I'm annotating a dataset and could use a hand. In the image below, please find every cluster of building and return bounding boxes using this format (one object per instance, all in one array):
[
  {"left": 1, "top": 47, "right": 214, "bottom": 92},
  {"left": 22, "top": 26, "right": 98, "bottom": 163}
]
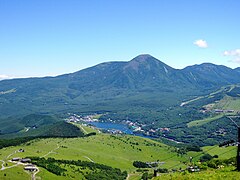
[
  {"left": 9, "top": 148, "right": 38, "bottom": 172},
  {"left": 66, "top": 113, "right": 173, "bottom": 139},
  {"left": 11, "top": 157, "right": 38, "bottom": 171},
  {"left": 12, "top": 157, "right": 31, "bottom": 163},
  {"left": 200, "top": 108, "right": 234, "bottom": 114},
  {"left": 104, "top": 129, "right": 123, "bottom": 134},
  {"left": 213, "top": 128, "right": 227, "bottom": 136},
  {"left": 187, "top": 166, "right": 200, "bottom": 172},
  {"left": 213, "top": 109, "right": 234, "bottom": 113},
  {"left": 24, "top": 164, "right": 38, "bottom": 171},
  {"left": 123, "top": 120, "right": 170, "bottom": 137},
  {"left": 124, "top": 120, "right": 145, "bottom": 132},
  {"left": 66, "top": 113, "right": 99, "bottom": 123}
]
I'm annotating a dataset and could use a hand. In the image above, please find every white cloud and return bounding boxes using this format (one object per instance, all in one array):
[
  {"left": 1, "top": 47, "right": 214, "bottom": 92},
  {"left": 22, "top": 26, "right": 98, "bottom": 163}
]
[
  {"left": 0, "top": 74, "right": 45, "bottom": 80},
  {"left": 0, "top": 75, "right": 9, "bottom": 80},
  {"left": 194, "top": 39, "right": 208, "bottom": 48},
  {"left": 223, "top": 49, "right": 240, "bottom": 56},
  {"left": 223, "top": 49, "right": 240, "bottom": 64},
  {"left": 0, "top": 75, "right": 20, "bottom": 80}
]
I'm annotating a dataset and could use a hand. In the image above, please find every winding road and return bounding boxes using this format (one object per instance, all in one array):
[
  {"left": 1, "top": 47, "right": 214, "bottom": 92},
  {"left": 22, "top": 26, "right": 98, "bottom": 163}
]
[{"left": 0, "top": 150, "right": 18, "bottom": 170}]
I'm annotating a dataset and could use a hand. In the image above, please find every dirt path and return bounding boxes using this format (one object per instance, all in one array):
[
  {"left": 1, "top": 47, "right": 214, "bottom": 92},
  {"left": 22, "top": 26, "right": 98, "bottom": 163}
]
[
  {"left": 180, "top": 96, "right": 204, "bottom": 106},
  {"left": 31, "top": 167, "right": 39, "bottom": 180},
  {"left": 0, "top": 150, "right": 19, "bottom": 170},
  {"left": 0, "top": 160, "right": 5, "bottom": 170},
  {"left": 83, "top": 156, "right": 94, "bottom": 163},
  {"left": 126, "top": 173, "right": 136, "bottom": 180},
  {"left": 1, "top": 163, "right": 19, "bottom": 170},
  {"left": 0, "top": 149, "right": 39, "bottom": 180},
  {"left": 6, "top": 150, "right": 18, "bottom": 159},
  {"left": 41, "top": 144, "right": 60, "bottom": 158},
  {"left": 0, "top": 144, "right": 60, "bottom": 179},
  {"left": 77, "top": 123, "right": 88, "bottom": 134}
]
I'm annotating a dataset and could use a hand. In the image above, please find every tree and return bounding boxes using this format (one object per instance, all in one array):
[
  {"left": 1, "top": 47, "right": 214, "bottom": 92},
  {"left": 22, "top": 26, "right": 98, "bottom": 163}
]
[
  {"left": 200, "top": 153, "right": 213, "bottom": 162},
  {"left": 142, "top": 172, "right": 148, "bottom": 180}
]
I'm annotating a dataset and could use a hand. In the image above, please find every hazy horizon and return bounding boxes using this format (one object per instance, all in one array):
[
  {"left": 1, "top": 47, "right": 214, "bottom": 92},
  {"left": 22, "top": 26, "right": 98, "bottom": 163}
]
[
  {"left": 1, "top": 0, "right": 240, "bottom": 79},
  {"left": 1, "top": 53, "right": 240, "bottom": 80}
]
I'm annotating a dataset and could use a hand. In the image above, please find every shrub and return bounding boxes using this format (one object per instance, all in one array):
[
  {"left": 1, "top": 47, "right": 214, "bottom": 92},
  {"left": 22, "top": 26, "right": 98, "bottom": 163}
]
[
  {"left": 200, "top": 153, "right": 213, "bottom": 162},
  {"left": 133, "top": 161, "right": 149, "bottom": 168}
]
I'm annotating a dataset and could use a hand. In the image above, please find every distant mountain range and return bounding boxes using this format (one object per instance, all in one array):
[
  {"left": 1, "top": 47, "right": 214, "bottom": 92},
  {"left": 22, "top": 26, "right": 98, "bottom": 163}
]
[
  {"left": 61, "top": 54, "right": 240, "bottom": 90},
  {"left": 0, "top": 54, "right": 240, "bottom": 118}
]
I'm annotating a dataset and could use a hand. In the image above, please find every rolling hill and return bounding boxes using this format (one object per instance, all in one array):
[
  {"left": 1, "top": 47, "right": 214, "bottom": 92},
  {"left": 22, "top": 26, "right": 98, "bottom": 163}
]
[{"left": 0, "top": 130, "right": 237, "bottom": 180}]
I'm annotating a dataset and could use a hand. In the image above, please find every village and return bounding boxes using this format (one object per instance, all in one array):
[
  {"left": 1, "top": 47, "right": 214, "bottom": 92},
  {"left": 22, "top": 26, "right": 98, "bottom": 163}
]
[{"left": 65, "top": 113, "right": 171, "bottom": 138}]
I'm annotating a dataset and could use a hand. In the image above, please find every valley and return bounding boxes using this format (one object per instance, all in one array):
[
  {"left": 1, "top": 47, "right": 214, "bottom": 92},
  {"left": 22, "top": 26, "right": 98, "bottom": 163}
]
[
  {"left": 0, "top": 55, "right": 240, "bottom": 179},
  {"left": 0, "top": 125, "right": 237, "bottom": 179},
  {"left": 1, "top": 56, "right": 240, "bottom": 147}
]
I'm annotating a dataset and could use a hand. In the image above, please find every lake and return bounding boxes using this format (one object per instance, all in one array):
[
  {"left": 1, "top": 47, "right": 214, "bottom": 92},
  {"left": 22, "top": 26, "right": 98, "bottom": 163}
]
[{"left": 88, "top": 121, "right": 155, "bottom": 139}]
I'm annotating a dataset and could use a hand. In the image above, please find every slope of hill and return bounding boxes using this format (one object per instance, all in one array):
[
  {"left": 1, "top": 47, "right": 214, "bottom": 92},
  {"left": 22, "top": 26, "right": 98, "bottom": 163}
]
[
  {"left": 0, "top": 114, "right": 59, "bottom": 135},
  {"left": 0, "top": 54, "right": 239, "bottom": 118},
  {"left": 0, "top": 54, "right": 240, "bottom": 141},
  {"left": 0, "top": 131, "right": 237, "bottom": 180},
  {"left": 154, "top": 167, "right": 239, "bottom": 180},
  {"left": 165, "top": 84, "right": 240, "bottom": 146},
  {"left": 0, "top": 114, "right": 84, "bottom": 139},
  {"left": 183, "top": 63, "right": 240, "bottom": 87}
]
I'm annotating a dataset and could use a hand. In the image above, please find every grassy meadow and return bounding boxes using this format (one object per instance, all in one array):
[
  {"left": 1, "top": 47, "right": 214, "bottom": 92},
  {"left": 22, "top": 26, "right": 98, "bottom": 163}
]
[
  {"left": 0, "top": 124, "right": 237, "bottom": 179},
  {"left": 153, "top": 167, "right": 239, "bottom": 180},
  {"left": 187, "top": 114, "right": 224, "bottom": 127}
]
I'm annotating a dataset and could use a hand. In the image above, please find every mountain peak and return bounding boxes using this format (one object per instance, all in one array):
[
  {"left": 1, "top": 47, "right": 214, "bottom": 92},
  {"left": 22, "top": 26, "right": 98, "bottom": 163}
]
[
  {"left": 123, "top": 54, "right": 174, "bottom": 75},
  {"left": 124, "top": 54, "right": 158, "bottom": 71},
  {"left": 130, "top": 54, "right": 159, "bottom": 63},
  {"left": 130, "top": 54, "right": 157, "bottom": 63}
]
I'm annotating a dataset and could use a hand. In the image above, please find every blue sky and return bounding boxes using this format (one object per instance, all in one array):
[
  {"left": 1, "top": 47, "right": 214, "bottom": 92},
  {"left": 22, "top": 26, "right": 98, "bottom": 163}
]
[{"left": 0, "top": 0, "right": 240, "bottom": 79}]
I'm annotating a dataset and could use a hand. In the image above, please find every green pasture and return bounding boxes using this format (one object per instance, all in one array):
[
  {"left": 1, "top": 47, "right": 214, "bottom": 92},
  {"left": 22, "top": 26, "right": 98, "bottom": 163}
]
[
  {"left": 154, "top": 167, "right": 239, "bottom": 180},
  {"left": 187, "top": 114, "right": 223, "bottom": 127},
  {"left": 0, "top": 131, "right": 237, "bottom": 179}
]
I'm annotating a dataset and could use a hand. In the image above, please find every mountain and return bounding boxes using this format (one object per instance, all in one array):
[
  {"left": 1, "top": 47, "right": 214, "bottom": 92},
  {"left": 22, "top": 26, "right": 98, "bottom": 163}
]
[
  {"left": 183, "top": 63, "right": 240, "bottom": 87},
  {"left": 66, "top": 54, "right": 186, "bottom": 91},
  {"left": 235, "top": 67, "right": 240, "bottom": 73},
  {"left": 0, "top": 54, "right": 240, "bottom": 119},
  {"left": 64, "top": 54, "right": 240, "bottom": 91},
  {"left": 0, "top": 55, "right": 240, "bottom": 117}
]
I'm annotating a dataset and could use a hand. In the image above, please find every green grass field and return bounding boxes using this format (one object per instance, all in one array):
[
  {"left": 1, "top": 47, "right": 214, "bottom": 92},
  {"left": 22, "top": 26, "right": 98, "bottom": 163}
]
[
  {"left": 71, "top": 122, "right": 99, "bottom": 134},
  {"left": 0, "top": 130, "right": 237, "bottom": 179},
  {"left": 0, "top": 165, "right": 29, "bottom": 180},
  {"left": 202, "top": 146, "right": 236, "bottom": 159},
  {"left": 154, "top": 167, "right": 239, "bottom": 180},
  {"left": 187, "top": 114, "right": 223, "bottom": 127},
  {"left": 187, "top": 94, "right": 240, "bottom": 128},
  {"left": 0, "top": 133, "right": 198, "bottom": 179},
  {"left": 216, "top": 96, "right": 240, "bottom": 111}
]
